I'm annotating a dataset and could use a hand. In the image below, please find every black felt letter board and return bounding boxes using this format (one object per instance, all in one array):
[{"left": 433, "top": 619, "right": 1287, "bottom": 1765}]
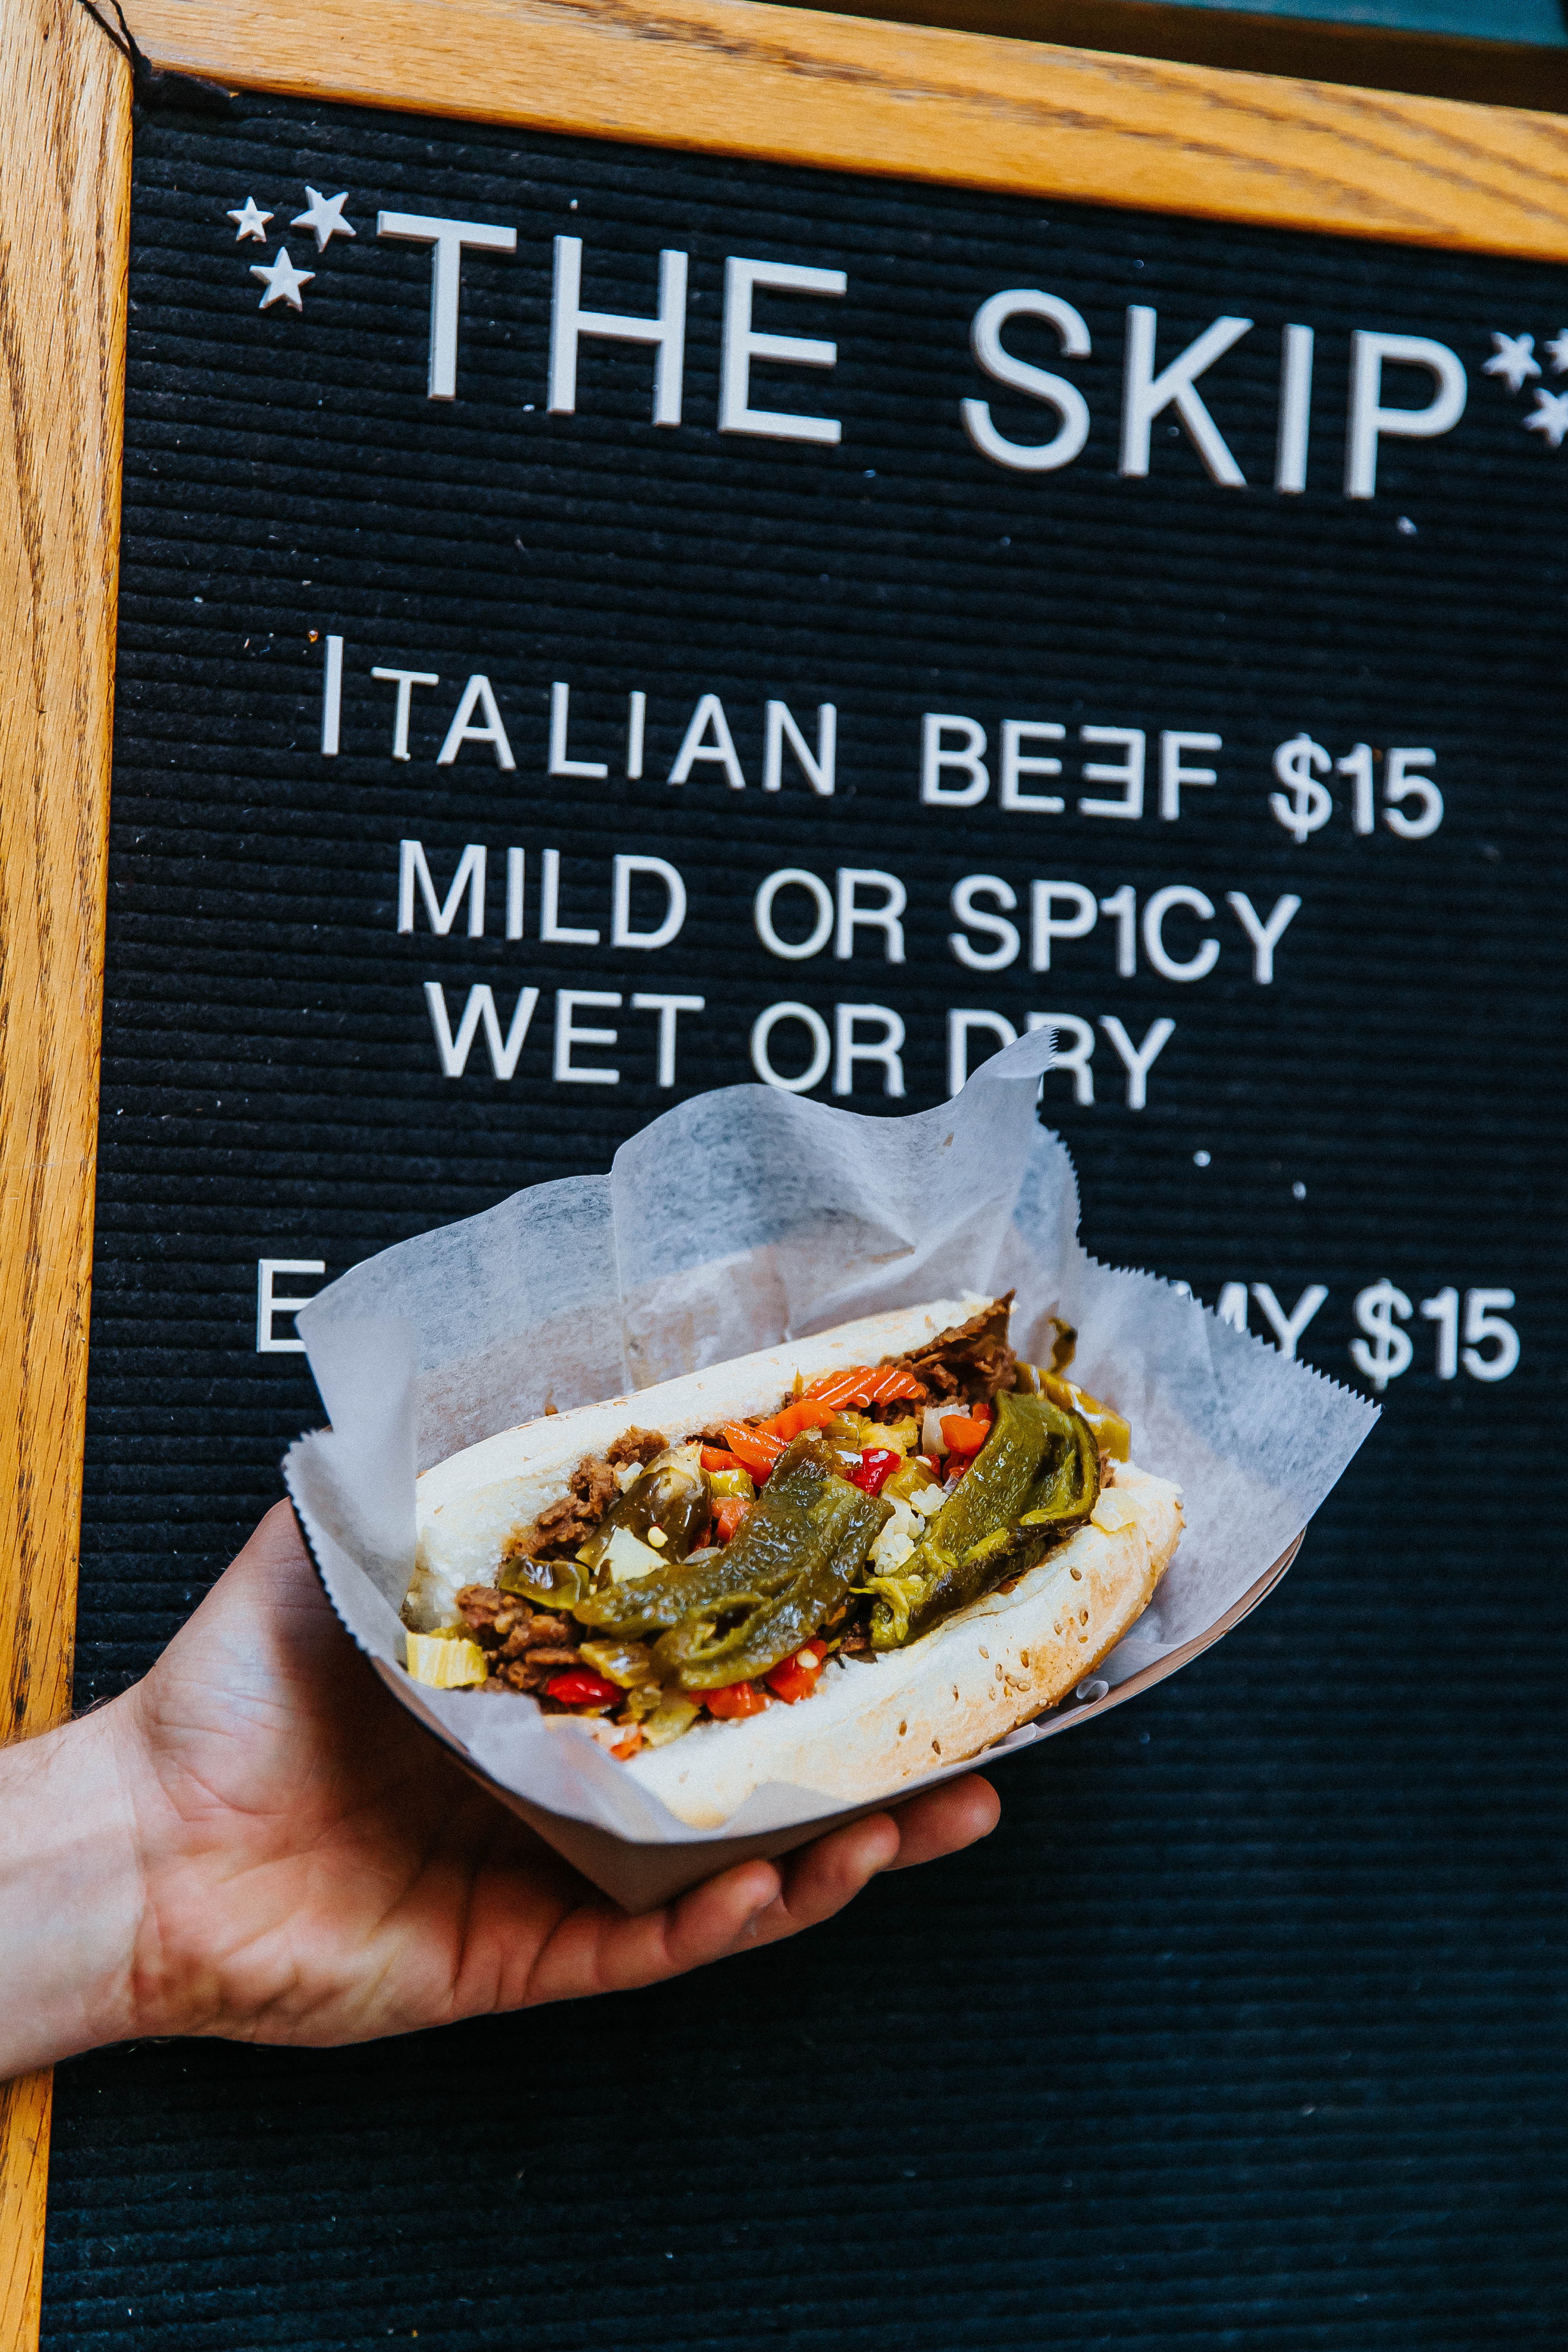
[{"left": 46, "top": 93, "right": 1567, "bottom": 2349}]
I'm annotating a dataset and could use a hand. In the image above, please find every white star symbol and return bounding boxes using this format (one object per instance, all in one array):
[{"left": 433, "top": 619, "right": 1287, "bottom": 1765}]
[
  {"left": 291, "top": 187, "right": 355, "bottom": 251},
  {"left": 1547, "top": 328, "right": 1568, "bottom": 375},
  {"left": 1483, "top": 330, "right": 1540, "bottom": 394},
  {"left": 226, "top": 196, "right": 271, "bottom": 243},
  {"left": 1524, "top": 387, "right": 1568, "bottom": 448},
  {"left": 250, "top": 245, "right": 315, "bottom": 311}
]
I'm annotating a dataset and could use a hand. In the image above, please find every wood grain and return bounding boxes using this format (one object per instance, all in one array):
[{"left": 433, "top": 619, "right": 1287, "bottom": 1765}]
[
  {"left": 129, "top": 0, "right": 1568, "bottom": 260},
  {"left": 0, "top": 2, "right": 131, "bottom": 2345}
]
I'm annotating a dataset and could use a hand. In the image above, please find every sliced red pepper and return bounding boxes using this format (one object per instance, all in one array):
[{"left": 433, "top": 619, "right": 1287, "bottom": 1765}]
[
  {"left": 766, "top": 1643, "right": 827, "bottom": 1703},
  {"left": 712, "top": 1496, "right": 751, "bottom": 1544},
  {"left": 851, "top": 1446, "right": 901, "bottom": 1497},
  {"left": 702, "top": 1679, "right": 771, "bottom": 1719},
  {"left": 545, "top": 1669, "right": 621, "bottom": 1709},
  {"left": 719, "top": 1421, "right": 786, "bottom": 1478}
]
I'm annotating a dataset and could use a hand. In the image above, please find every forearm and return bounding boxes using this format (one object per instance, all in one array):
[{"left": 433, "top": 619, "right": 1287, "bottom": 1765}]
[{"left": 0, "top": 1702, "right": 144, "bottom": 2079}]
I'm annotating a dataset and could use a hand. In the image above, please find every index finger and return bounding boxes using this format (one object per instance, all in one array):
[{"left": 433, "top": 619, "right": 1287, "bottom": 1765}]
[{"left": 725, "top": 1770, "right": 1001, "bottom": 1952}]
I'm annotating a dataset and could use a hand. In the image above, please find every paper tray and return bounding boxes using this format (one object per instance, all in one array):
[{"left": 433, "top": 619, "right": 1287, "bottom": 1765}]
[{"left": 346, "top": 1532, "right": 1303, "bottom": 1913}]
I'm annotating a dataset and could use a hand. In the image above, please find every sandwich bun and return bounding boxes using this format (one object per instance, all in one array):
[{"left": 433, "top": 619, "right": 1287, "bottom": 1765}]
[
  {"left": 406, "top": 1298, "right": 1183, "bottom": 1827},
  {"left": 622, "top": 1460, "right": 1180, "bottom": 1826}
]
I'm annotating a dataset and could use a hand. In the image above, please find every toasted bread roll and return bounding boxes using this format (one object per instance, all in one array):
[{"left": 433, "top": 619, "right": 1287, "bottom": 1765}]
[{"left": 619, "top": 1461, "right": 1181, "bottom": 1826}]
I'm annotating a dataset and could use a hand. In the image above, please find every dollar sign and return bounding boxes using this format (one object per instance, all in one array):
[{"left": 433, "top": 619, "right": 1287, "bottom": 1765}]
[
  {"left": 1269, "top": 734, "right": 1333, "bottom": 842},
  {"left": 1350, "top": 1279, "right": 1414, "bottom": 1391}
]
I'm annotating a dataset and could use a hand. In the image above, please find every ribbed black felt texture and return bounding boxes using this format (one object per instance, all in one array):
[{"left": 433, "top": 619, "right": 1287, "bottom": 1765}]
[{"left": 42, "top": 91, "right": 1567, "bottom": 2348}]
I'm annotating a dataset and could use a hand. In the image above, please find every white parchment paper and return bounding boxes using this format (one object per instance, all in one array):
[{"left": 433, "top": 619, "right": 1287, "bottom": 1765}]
[{"left": 285, "top": 1030, "right": 1377, "bottom": 1844}]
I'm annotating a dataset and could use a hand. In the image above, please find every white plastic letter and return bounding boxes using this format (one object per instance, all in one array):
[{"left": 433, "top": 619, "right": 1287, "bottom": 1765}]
[
  {"left": 755, "top": 869, "right": 834, "bottom": 961},
  {"left": 1142, "top": 886, "right": 1218, "bottom": 982},
  {"left": 539, "top": 847, "right": 600, "bottom": 946},
  {"left": 548, "top": 236, "right": 688, "bottom": 426},
  {"left": 751, "top": 1001, "right": 831, "bottom": 1092},
  {"left": 1000, "top": 721, "right": 1065, "bottom": 813},
  {"left": 321, "top": 635, "right": 343, "bottom": 755},
  {"left": 835, "top": 869, "right": 906, "bottom": 964},
  {"left": 668, "top": 694, "right": 745, "bottom": 789},
  {"left": 377, "top": 212, "right": 517, "bottom": 399},
  {"left": 554, "top": 989, "right": 621, "bottom": 1085},
  {"left": 1100, "top": 1014, "right": 1174, "bottom": 1109},
  {"left": 948, "top": 875, "right": 1020, "bottom": 972},
  {"left": 1225, "top": 890, "right": 1300, "bottom": 983},
  {"left": 720, "top": 258, "right": 845, "bottom": 445},
  {"left": 613, "top": 855, "right": 687, "bottom": 950},
  {"left": 436, "top": 676, "right": 515, "bottom": 769},
  {"left": 921, "top": 714, "right": 989, "bottom": 806},
  {"left": 425, "top": 982, "right": 539, "bottom": 1078},
  {"left": 833, "top": 1003, "right": 905, "bottom": 1098},
  {"left": 764, "top": 701, "right": 836, "bottom": 795},
  {"left": 372, "top": 666, "right": 439, "bottom": 760},
  {"left": 1276, "top": 324, "right": 1314, "bottom": 494},
  {"left": 1159, "top": 730, "right": 1221, "bottom": 820},
  {"left": 961, "top": 290, "right": 1091, "bottom": 473},
  {"left": 947, "top": 1008, "right": 1018, "bottom": 1097},
  {"left": 1030, "top": 1010, "right": 1095, "bottom": 1104},
  {"left": 549, "top": 681, "right": 609, "bottom": 780},
  {"left": 1079, "top": 726, "right": 1145, "bottom": 820},
  {"left": 1251, "top": 1282, "right": 1328, "bottom": 1359},
  {"left": 631, "top": 992, "right": 704, "bottom": 1086},
  {"left": 398, "top": 840, "right": 486, "bottom": 938},
  {"left": 1119, "top": 307, "right": 1252, "bottom": 485},
  {"left": 1029, "top": 880, "right": 1097, "bottom": 973},
  {"left": 1345, "top": 331, "right": 1466, "bottom": 500},
  {"left": 257, "top": 1259, "right": 324, "bottom": 1352}
]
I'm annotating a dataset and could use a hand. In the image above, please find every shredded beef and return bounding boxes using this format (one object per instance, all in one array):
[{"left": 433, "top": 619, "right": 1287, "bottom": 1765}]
[
  {"left": 606, "top": 1426, "right": 666, "bottom": 1468},
  {"left": 455, "top": 1583, "right": 506, "bottom": 1633},
  {"left": 454, "top": 1589, "right": 583, "bottom": 1673},
  {"left": 886, "top": 1292, "right": 1017, "bottom": 1401},
  {"left": 493, "top": 1659, "right": 549, "bottom": 1694}
]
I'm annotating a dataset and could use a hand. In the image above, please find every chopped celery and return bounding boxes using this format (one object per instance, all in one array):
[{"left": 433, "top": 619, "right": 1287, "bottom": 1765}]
[{"left": 405, "top": 1631, "right": 488, "bottom": 1689}]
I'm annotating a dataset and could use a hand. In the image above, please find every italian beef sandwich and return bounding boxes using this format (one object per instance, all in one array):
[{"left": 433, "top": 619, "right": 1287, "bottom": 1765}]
[{"left": 402, "top": 1295, "right": 1182, "bottom": 1827}]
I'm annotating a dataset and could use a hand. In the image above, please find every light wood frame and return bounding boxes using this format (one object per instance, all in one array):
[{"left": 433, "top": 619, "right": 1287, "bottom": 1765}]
[{"left": 4, "top": 0, "right": 1566, "bottom": 2339}]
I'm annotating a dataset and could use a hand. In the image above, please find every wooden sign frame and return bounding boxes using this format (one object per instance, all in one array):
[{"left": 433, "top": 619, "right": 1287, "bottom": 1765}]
[{"left": 4, "top": 0, "right": 1566, "bottom": 2336}]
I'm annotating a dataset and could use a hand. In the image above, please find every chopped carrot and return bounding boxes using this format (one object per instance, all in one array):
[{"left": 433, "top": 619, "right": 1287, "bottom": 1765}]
[
  {"left": 800, "top": 1363, "right": 927, "bottom": 1411},
  {"left": 940, "top": 1412, "right": 992, "bottom": 1453},
  {"left": 712, "top": 1496, "right": 751, "bottom": 1544},
  {"left": 719, "top": 1421, "right": 786, "bottom": 1477},
  {"left": 797, "top": 1367, "right": 866, "bottom": 1412},
  {"left": 762, "top": 1397, "right": 840, "bottom": 1441},
  {"left": 700, "top": 1446, "right": 743, "bottom": 1474}
]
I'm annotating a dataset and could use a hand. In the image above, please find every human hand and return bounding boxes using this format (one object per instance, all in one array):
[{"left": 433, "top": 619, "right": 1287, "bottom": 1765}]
[{"left": 0, "top": 1501, "right": 998, "bottom": 2074}]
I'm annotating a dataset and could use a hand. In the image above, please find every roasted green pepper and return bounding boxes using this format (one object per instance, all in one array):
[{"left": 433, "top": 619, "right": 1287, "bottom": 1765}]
[
  {"left": 1040, "top": 1371, "right": 1131, "bottom": 1463},
  {"left": 577, "top": 1441, "right": 711, "bottom": 1571},
  {"left": 570, "top": 1435, "right": 884, "bottom": 1679},
  {"left": 867, "top": 1389, "right": 1100, "bottom": 1650},
  {"left": 654, "top": 1476, "right": 889, "bottom": 1689},
  {"left": 497, "top": 1552, "right": 592, "bottom": 1608}
]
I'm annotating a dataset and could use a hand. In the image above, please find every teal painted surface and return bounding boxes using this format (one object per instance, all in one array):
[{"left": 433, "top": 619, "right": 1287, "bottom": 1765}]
[{"left": 1161, "top": 0, "right": 1566, "bottom": 43}]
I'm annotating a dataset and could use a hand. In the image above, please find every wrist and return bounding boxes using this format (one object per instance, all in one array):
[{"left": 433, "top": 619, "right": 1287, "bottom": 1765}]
[{"left": 0, "top": 1698, "right": 146, "bottom": 2076}]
